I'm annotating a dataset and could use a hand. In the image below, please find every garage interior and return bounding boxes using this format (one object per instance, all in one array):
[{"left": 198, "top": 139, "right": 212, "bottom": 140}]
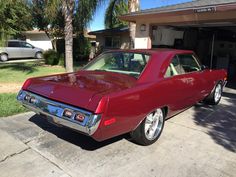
[{"left": 151, "top": 24, "right": 236, "bottom": 83}]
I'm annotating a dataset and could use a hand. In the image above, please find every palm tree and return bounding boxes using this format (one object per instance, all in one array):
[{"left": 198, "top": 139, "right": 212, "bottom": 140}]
[
  {"left": 104, "top": 0, "right": 128, "bottom": 29},
  {"left": 62, "top": 0, "right": 74, "bottom": 72},
  {"left": 105, "top": 0, "right": 140, "bottom": 49},
  {"left": 128, "top": 0, "right": 139, "bottom": 49},
  {"left": 46, "top": 0, "right": 104, "bottom": 72}
]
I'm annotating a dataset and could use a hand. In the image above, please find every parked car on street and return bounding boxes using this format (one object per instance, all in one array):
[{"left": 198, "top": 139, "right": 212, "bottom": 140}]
[
  {"left": 0, "top": 40, "right": 43, "bottom": 61},
  {"left": 17, "top": 49, "right": 227, "bottom": 145}
]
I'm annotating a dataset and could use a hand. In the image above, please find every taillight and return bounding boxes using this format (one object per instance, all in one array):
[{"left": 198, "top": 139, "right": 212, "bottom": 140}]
[
  {"left": 22, "top": 79, "right": 32, "bottom": 90},
  {"left": 75, "top": 113, "right": 85, "bottom": 122},
  {"left": 63, "top": 109, "right": 73, "bottom": 118}
]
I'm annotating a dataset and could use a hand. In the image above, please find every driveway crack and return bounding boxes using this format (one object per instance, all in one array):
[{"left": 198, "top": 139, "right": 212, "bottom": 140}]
[
  {"left": 31, "top": 149, "right": 73, "bottom": 177},
  {"left": 24, "top": 131, "right": 46, "bottom": 144},
  {"left": 0, "top": 147, "right": 30, "bottom": 163}
]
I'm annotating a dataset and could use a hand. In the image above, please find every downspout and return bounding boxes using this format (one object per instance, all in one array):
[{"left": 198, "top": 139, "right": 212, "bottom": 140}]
[{"left": 210, "top": 33, "right": 215, "bottom": 69}]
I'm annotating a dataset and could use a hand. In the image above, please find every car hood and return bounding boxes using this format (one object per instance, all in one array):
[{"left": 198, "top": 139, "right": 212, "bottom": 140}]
[{"left": 26, "top": 71, "right": 137, "bottom": 112}]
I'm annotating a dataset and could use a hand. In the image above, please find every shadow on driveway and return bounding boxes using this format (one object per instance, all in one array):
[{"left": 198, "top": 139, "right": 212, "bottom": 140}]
[
  {"left": 29, "top": 114, "right": 130, "bottom": 151},
  {"left": 192, "top": 93, "right": 236, "bottom": 152},
  {"left": 29, "top": 88, "right": 236, "bottom": 152}
]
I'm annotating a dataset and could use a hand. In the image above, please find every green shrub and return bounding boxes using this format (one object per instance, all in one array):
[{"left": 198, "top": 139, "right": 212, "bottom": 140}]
[{"left": 43, "top": 50, "right": 60, "bottom": 65}]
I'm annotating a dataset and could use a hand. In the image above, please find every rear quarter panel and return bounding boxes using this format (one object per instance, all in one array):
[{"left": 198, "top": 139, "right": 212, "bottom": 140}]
[{"left": 95, "top": 80, "right": 180, "bottom": 141}]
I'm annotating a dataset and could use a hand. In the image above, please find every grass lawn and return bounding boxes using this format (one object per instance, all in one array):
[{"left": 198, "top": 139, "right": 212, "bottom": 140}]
[
  {"left": 0, "top": 60, "right": 65, "bottom": 117},
  {"left": 0, "top": 61, "right": 65, "bottom": 83},
  {"left": 0, "top": 93, "right": 28, "bottom": 117},
  {"left": 0, "top": 60, "right": 88, "bottom": 117}
]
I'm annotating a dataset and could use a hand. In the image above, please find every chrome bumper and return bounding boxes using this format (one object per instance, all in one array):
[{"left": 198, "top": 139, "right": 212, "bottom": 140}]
[{"left": 17, "top": 90, "right": 101, "bottom": 136}]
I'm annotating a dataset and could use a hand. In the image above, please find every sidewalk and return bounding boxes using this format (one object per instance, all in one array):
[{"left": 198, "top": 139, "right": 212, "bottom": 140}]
[{"left": 0, "top": 129, "right": 69, "bottom": 177}]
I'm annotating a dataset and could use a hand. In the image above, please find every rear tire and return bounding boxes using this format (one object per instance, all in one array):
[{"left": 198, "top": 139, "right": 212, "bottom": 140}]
[
  {"left": 0, "top": 53, "right": 8, "bottom": 62},
  {"left": 35, "top": 52, "right": 43, "bottom": 59},
  {"left": 130, "top": 108, "right": 165, "bottom": 146},
  {"left": 204, "top": 82, "right": 223, "bottom": 105}
]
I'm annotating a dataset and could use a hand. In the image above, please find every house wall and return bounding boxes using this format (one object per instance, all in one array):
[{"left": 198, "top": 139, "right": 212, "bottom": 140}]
[
  {"left": 135, "top": 22, "right": 151, "bottom": 49},
  {"left": 25, "top": 33, "right": 53, "bottom": 51}
]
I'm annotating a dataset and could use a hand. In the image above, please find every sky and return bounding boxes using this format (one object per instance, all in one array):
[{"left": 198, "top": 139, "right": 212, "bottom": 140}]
[{"left": 89, "top": 0, "right": 193, "bottom": 31}]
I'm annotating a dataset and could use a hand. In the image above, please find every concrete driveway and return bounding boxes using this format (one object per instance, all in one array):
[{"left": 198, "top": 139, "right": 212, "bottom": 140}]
[{"left": 0, "top": 88, "right": 235, "bottom": 177}]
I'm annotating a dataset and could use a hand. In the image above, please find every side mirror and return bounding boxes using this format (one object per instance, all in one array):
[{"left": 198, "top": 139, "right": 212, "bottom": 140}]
[{"left": 201, "top": 65, "right": 208, "bottom": 70}]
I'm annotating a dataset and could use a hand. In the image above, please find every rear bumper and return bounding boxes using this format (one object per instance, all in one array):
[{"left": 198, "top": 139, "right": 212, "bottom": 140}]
[{"left": 17, "top": 90, "right": 101, "bottom": 136}]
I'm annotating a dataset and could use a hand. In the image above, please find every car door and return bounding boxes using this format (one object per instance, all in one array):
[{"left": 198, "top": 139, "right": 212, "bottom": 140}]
[
  {"left": 6, "top": 41, "right": 22, "bottom": 58},
  {"left": 178, "top": 54, "right": 207, "bottom": 103},
  {"left": 163, "top": 55, "right": 196, "bottom": 115},
  {"left": 20, "top": 42, "right": 35, "bottom": 58}
]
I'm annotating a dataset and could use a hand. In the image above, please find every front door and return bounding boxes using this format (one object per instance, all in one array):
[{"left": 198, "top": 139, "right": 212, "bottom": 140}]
[
  {"left": 178, "top": 54, "right": 206, "bottom": 102},
  {"left": 163, "top": 55, "right": 196, "bottom": 115}
]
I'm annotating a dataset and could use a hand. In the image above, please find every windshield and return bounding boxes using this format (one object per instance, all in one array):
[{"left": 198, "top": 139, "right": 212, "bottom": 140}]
[{"left": 84, "top": 52, "right": 150, "bottom": 78}]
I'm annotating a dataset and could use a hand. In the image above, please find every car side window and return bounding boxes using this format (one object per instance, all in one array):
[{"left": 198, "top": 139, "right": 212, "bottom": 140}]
[
  {"left": 164, "top": 56, "right": 185, "bottom": 78},
  {"left": 8, "top": 41, "right": 21, "bottom": 47},
  {"left": 21, "top": 42, "right": 33, "bottom": 48},
  {"left": 178, "top": 54, "right": 201, "bottom": 73}
]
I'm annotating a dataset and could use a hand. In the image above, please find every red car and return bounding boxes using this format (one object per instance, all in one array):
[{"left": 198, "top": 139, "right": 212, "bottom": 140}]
[{"left": 17, "top": 49, "right": 227, "bottom": 145}]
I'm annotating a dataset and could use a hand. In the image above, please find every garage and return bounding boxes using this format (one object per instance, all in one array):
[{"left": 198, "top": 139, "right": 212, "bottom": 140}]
[{"left": 120, "top": 0, "right": 236, "bottom": 84}]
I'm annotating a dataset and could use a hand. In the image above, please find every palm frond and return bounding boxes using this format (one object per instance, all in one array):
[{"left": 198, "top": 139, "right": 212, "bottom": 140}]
[{"left": 104, "top": 0, "right": 128, "bottom": 29}]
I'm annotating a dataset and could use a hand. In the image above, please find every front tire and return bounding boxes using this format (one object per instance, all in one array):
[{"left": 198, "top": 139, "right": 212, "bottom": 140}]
[
  {"left": 0, "top": 53, "right": 8, "bottom": 62},
  {"left": 204, "top": 82, "right": 223, "bottom": 105},
  {"left": 130, "top": 108, "right": 165, "bottom": 146}
]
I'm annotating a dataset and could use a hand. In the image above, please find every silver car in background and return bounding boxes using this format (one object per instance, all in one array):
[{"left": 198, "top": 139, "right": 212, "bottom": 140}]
[{"left": 0, "top": 40, "right": 43, "bottom": 62}]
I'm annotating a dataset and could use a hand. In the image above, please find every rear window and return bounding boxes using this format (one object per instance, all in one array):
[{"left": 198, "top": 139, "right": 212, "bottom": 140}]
[{"left": 84, "top": 52, "right": 151, "bottom": 78}]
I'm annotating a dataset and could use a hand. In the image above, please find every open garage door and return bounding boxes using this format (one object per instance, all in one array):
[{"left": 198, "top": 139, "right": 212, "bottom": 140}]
[{"left": 150, "top": 25, "right": 236, "bottom": 83}]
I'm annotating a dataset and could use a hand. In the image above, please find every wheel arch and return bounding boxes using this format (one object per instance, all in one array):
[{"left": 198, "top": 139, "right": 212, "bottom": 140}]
[
  {"left": 0, "top": 52, "right": 9, "bottom": 61},
  {"left": 0, "top": 52, "right": 8, "bottom": 56},
  {"left": 132, "top": 106, "right": 168, "bottom": 132}
]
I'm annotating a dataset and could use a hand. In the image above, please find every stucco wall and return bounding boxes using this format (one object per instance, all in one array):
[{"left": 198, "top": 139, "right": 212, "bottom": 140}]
[
  {"left": 135, "top": 22, "right": 151, "bottom": 49},
  {"left": 25, "top": 33, "right": 53, "bottom": 51}
]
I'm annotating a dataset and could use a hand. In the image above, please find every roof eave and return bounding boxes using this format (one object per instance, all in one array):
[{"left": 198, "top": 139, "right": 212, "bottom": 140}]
[{"left": 120, "top": 2, "right": 236, "bottom": 22}]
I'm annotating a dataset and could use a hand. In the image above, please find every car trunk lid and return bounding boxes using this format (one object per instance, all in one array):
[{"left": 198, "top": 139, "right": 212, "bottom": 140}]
[{"left": 26, "top": 71, "right": 136, "bottom": 112}]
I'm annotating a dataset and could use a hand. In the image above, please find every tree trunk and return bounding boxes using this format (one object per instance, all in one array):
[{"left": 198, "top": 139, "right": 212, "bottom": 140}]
[
  {"left": 128, "top": 0, "right": 139, "bottom": 49},
  {"left": 44, "top": 30, "right": 57, "bottom": 50},
  {"left": 62, "top": 0, "right": 74, "bottom": 72}
]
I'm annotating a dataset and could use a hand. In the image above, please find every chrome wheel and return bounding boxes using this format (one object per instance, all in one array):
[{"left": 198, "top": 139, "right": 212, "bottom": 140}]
[
  {"left": 214, "top": 84, "right": 222, "bottom": 103},
  {"left": 0, "top": 54, "right": 8, "bottom": 62},
  {"left": 144, "top": 109, "right": 164, "bottom": 141}
]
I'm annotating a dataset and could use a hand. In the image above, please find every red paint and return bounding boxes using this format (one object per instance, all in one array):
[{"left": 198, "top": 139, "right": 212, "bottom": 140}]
[
  {"left": 22, "top": 49, "right": 227, "bottom": 141},
  {"left": 22, "top": 78, "right": 32, "bottom": 90}
]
